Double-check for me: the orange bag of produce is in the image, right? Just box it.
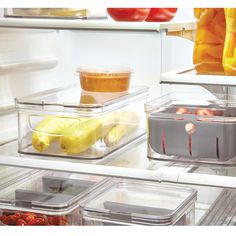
[193,8,226,74]
[223,8,236,75]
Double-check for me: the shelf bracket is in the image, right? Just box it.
[166,27,195,41]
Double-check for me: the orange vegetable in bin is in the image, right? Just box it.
[195,29,224,44]
[223,8,236,75]
[193,8,226,74]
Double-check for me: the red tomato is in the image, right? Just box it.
[145,8,178,22]
[107,8,150,22]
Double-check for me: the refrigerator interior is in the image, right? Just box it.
[0,7,235,226]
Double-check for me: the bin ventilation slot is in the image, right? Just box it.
[189,135,192,156]
[161,131,166,154]
[216,137,220,159]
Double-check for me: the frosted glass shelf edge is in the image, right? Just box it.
[161,67,236,87]
[0,18,194,32]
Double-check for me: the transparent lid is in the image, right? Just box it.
[80,179,197,225]
[77,65,132,74]
[16,84,148,114]
[145,92,236,123]
[0,166,38,191]
[0,170,101,215]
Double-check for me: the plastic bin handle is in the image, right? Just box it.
[103,201,172,217]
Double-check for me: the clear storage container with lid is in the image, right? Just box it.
[77,65,132,92]
[145,92,236,165]
[16,84,148,160]
[79,178,197,226]
[0,170,103,226]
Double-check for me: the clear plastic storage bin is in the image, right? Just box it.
[16,84,148,160]
[79,178,197,226]
[0,170,103,226]
[4,8,107,20]
[145,92,236,165]
[4,8,91,18]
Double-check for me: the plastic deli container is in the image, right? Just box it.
[77,66,132,92]
[16,84,148,160]
[0,170,103,226]
[145,92,236,165]
[80,178,197,226]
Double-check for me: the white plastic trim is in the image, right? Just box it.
[161,67,236,87]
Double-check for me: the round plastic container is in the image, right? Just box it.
[77,66,132,92]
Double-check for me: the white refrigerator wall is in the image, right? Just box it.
[0,29,75,142]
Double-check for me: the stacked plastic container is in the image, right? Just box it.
[0,169,104,226]
[79,178,197,226]
[16,84,148,161]
[0,167,198,226]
